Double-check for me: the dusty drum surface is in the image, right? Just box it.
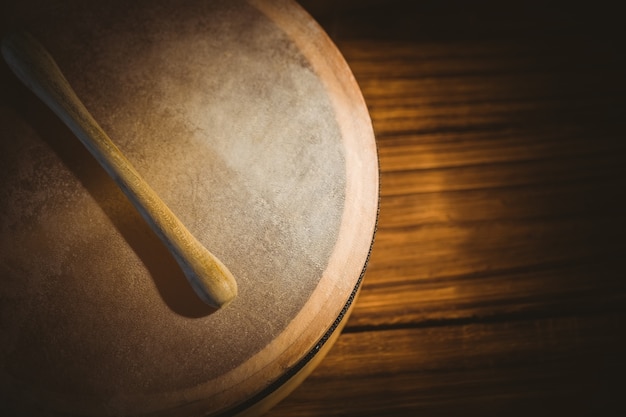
[0,0,378,415]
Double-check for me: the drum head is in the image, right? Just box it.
[0,0,378,415]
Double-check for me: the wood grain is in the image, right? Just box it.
[269,1,626,415]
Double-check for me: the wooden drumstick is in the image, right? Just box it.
[2,32,238,308]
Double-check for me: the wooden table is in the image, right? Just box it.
[269,1,626,415]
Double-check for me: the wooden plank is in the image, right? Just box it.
[270,313,626,416]
[302,0,625,44]
[368,98,626,136]
[338,39,624,79]
[379,180,625,227]
[380,151,624,196]
[378,128,626,172]
[367,214,625,284]
[360,74,626,105]
[351,261,626,327]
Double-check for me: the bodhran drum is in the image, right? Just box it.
[0,0,378,415]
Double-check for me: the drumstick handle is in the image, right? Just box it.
[2,32,238,308]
